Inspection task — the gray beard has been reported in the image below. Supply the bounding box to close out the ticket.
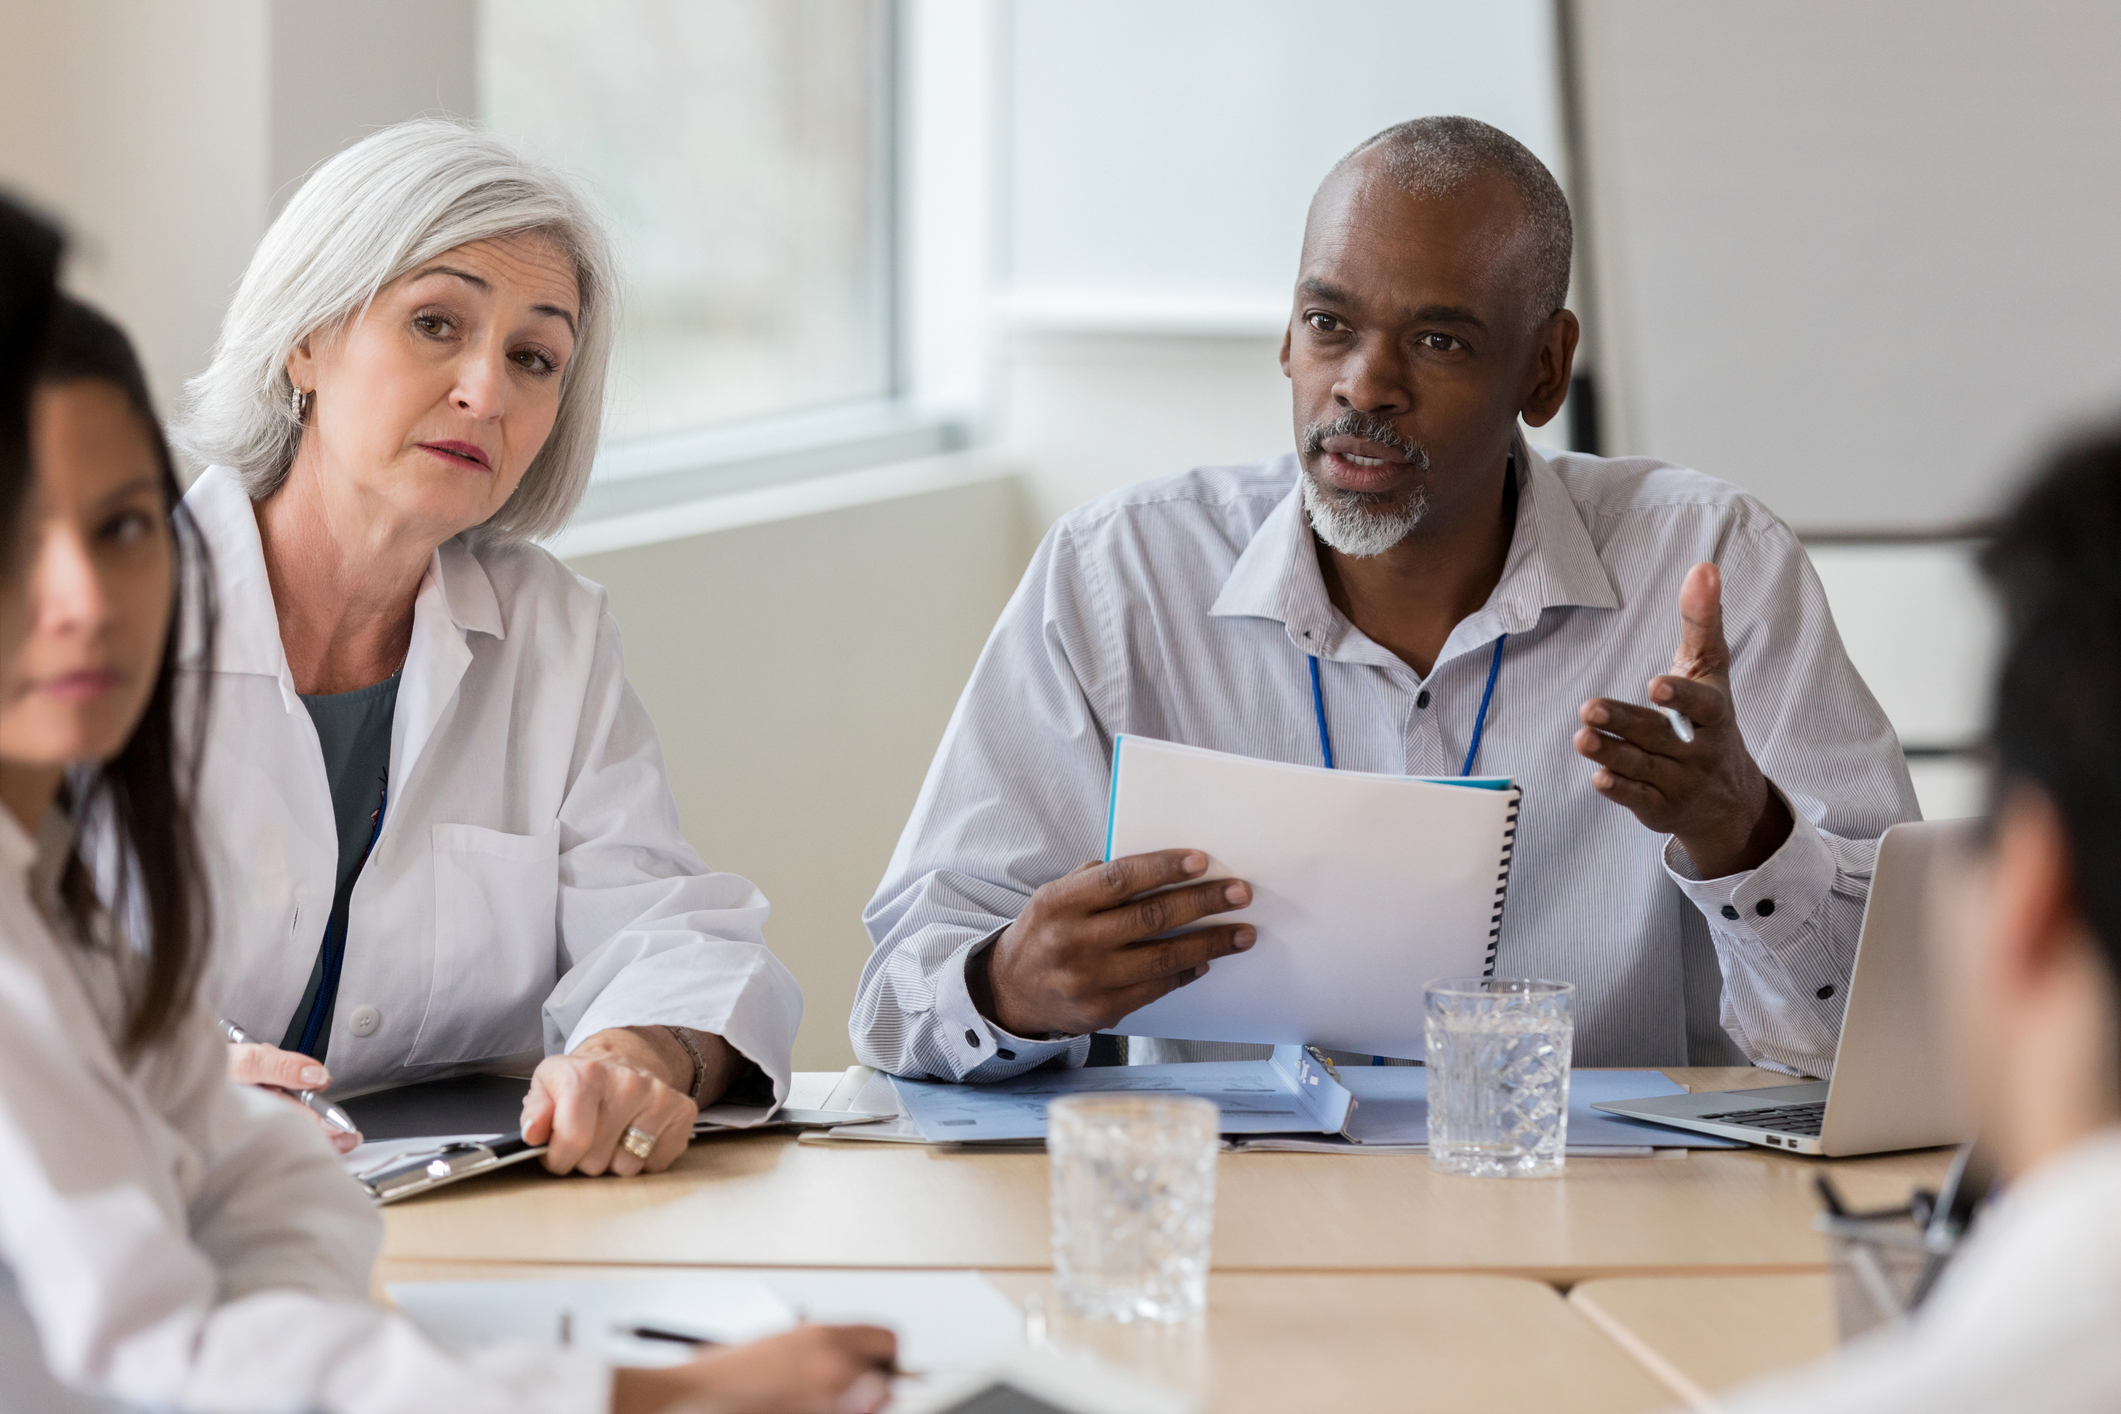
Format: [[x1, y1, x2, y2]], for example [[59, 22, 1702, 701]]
[[1301, 466, 1429, 558]]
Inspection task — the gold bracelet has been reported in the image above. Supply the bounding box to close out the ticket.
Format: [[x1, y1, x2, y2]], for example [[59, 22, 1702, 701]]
[[663, 1024, 708, 1104]]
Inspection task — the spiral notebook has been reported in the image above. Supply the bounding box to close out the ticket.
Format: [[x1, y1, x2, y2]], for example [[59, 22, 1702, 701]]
[[1101, 735, 1519, 1058]]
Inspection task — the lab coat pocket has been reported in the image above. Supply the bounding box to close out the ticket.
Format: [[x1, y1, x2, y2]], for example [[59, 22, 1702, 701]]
[[409, 822, 562, 1065]]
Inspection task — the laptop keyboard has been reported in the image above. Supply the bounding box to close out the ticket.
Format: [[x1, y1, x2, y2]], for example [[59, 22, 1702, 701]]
[[1696, 1100, 1826, 1136]]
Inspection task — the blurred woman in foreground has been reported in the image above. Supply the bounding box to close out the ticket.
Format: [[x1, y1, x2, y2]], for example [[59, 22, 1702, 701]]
[[0, 278, 896, 1412]]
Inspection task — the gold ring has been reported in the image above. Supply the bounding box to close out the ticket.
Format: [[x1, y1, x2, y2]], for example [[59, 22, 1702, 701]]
[[621, 1125, 658, 1162]]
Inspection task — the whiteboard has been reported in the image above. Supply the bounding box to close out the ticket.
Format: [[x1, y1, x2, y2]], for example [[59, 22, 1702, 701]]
[[1576, 0, 2121, 530]]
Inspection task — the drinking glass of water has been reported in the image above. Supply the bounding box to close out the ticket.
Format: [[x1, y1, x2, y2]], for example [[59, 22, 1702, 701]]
[[1048, 1094, 1218, 1322], [1425, 977, 1575, 1178]]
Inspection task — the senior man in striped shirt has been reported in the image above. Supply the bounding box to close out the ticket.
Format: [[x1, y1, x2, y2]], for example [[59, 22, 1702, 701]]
[[855, 115, 1916, 1083]]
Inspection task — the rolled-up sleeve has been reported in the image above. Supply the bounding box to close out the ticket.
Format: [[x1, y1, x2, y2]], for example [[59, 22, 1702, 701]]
[[1662, 519, 1918, 1077], [540, 609, 801, 1117], [853, 523, 1120, 1081]]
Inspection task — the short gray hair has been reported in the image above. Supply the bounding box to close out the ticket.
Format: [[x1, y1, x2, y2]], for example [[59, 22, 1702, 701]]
[[1337, 116, 1573, 328], [173, 118, 617, 545]]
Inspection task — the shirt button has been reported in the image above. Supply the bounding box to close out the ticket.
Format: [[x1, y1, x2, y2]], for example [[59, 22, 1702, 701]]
[[349, 1004, 381, 1037], [1755, 899, 1776, 917], [1816, 984, 1836, 1000], [1416, 689, 1432, 710], [964, 1028, 981, 1047], [1719, 905, 1740, 921]]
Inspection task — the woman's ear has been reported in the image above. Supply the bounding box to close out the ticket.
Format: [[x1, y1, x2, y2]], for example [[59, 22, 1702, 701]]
[[286, 335, 317, 395]]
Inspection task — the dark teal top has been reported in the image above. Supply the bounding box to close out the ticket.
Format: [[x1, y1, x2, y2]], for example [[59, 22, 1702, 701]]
[[280, 671, 398, 1059]]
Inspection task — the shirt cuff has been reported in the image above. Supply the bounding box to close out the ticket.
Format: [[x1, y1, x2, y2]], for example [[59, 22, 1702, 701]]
[[933, 933, 1081, 1081], [1662, 782, 1838, 951]]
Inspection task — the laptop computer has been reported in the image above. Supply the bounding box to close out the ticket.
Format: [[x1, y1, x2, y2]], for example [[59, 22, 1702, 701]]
[[1593, 817, 1975, 1157]]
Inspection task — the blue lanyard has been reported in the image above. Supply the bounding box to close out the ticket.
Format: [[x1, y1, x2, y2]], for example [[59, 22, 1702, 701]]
[[1310, 636, 1506, 1065], [1308, 633, 1507, 778]]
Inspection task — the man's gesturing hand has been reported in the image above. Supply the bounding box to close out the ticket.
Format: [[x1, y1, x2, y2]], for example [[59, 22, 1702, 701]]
[[1573, 561, 1793, 878], [970, 850, 1257, 1040]]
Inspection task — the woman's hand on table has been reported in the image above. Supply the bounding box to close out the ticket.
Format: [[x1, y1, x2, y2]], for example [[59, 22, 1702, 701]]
[[522, 1027, 703, 1176], [611, 1325, 899, 1414], [225, 1041, 362, 1154]]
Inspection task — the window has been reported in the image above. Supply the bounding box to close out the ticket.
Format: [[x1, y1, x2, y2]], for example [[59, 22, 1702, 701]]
[[478, 0, 894, 446]]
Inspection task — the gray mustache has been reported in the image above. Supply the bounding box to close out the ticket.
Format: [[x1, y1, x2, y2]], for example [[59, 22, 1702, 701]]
[[1300, 410, 1429, 471]]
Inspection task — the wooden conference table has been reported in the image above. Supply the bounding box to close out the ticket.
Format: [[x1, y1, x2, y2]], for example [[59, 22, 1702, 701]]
[[376, 1068, 1945, 1411]]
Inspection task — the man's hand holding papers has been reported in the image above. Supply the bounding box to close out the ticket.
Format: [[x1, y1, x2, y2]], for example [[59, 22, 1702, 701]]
[[968, 849, 1256, 1039]]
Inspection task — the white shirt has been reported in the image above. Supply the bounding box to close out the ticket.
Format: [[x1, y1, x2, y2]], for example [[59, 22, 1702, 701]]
[[0, 809, 610, 1412], [183, 466, 801, 1107], [1720, 1130, 2121, 1412], [855, 444, 1916, 1081]]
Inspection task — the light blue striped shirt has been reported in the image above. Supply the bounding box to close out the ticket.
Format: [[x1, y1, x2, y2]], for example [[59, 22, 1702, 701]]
[[855, 443, 1918, 1081]]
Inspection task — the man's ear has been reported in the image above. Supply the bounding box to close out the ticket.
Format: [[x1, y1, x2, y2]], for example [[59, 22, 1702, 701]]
[[1518, 309, 1579, 429], [1278, 320, 1293, 378], [1988, 786, 2083, 996]]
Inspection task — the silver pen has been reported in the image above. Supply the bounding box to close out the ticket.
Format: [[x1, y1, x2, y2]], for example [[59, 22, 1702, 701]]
[[216, 1018, 361, 1137], [1656, 704, 1697, 744]]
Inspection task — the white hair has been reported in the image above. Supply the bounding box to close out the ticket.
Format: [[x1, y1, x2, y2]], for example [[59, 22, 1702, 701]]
[[172, 117, 617, 545]]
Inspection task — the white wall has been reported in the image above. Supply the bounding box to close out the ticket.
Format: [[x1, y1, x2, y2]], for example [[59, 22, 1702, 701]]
[[0, 0, 475, 430], [1575, 0, 2121, 531], [267, 0, 476, 212], [561, 465, 1032, 1069], [0, 1, 270, 421]]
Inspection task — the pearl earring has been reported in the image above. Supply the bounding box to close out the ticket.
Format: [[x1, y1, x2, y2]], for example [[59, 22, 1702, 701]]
[[290, 385, 308, 422]]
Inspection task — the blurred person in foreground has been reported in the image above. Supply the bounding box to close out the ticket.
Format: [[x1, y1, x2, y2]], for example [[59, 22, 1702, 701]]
[[1717, 429, 2121, 1411], [172, 117, 800, 1174], [856, 116, 1913, 1081], [0, 287, 896, 1412]]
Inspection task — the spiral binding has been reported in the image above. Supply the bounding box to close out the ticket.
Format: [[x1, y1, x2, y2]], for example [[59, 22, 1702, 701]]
[[1483, 787, 1522, 977]]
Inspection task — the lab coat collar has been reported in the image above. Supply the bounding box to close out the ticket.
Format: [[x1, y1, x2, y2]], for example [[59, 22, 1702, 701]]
[[184, 468, 506, 673], [1209, 436, 1619, 673], [182, 466, 507, 779]]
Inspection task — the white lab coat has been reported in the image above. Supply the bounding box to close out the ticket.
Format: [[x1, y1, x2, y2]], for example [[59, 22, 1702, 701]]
[[0, 809, 611, 1412], [183, 466, 801, 1105]]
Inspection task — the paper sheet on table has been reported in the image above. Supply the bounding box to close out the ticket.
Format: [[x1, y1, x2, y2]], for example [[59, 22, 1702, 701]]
[[1101, 736, 1518, 1058], [889, 1046, 1351, 1142], [1240, 1067, 1743, 1150], [389, 1270, 1026, 1385]]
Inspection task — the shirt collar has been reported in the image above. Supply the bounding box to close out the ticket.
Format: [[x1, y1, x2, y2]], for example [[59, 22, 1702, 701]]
[[1209, 437, 1619, 668], [181, 466, 507, 686]]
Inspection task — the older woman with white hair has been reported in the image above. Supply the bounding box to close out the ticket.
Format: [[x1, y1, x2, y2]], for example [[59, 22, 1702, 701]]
[[174, 118, 800, 1177]]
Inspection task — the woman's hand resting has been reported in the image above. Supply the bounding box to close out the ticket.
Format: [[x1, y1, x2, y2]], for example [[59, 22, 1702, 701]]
[[225, 1042, 362, 1154], [522, 1027, 701, 1177]]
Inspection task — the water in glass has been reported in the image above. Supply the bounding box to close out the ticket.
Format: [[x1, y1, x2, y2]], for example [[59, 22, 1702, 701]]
[[1047, 1094, 1218, 1323], [1424, 977, 1575, 1178]]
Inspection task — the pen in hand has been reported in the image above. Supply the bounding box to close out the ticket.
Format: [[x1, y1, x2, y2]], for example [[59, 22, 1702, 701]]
[[216, 1019, 361, 1138]]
